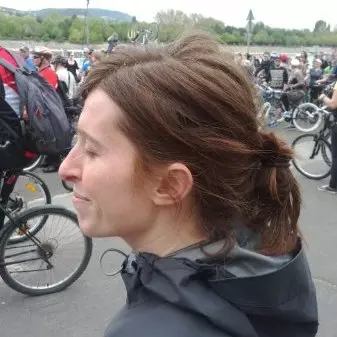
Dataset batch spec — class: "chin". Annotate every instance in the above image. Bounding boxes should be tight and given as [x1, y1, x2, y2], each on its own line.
[77, 218, 97, 237]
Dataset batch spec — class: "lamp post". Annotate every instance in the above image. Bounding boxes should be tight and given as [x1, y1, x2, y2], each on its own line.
[84, 0, 90, 47]
[246, 9, 254, 54]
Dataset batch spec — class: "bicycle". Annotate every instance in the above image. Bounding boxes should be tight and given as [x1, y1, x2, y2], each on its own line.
[128, 22, 159, 45]
[292, 83, 334, 133]
[2, 170, 51, 244]
[258, 84, 308, 129]
[291, 108, 335, 180]
[0, 169, 92, 296]
[258, 85, 285, 126]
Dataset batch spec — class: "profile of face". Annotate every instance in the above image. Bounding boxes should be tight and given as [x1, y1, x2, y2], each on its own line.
[20, 50, 28, 59]
[59, 89, 194, 245]
[33, 55, 41, 67]
[90, 55, 97, 64]
[274, 58, 281, 67]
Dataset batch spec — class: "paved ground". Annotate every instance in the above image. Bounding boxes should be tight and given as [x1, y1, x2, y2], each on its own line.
[0, 128, 336, 337]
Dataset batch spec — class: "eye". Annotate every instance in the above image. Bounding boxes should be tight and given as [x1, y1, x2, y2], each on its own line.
[85, 148, 98, 157]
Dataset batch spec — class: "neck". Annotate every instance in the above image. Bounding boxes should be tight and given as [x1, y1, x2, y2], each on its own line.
[39, 62, 49, 71]
[124, 211, 207, 257]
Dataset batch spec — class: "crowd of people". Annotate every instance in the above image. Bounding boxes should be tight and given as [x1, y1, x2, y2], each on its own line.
[237, 49, 337, 108]
[236, 49, 337, 85]
[14, 45, 107, 172]
[236, 49, 337, 194]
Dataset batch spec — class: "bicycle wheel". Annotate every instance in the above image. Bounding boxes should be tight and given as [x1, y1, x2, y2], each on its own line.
[0, 206, 92, 296]
[147, 22, 159, 41]
[22, 155, 45, 172]
[62, 179, 73, 192]
[7, 171, 51, 244]
[292, 103, 323, 133]
[292, 134, 332, 180]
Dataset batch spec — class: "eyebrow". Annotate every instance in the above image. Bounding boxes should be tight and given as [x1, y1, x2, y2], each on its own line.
[76, 127, 102, 147]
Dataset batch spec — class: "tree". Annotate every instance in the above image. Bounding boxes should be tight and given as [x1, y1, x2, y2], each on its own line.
[314, 20, 328, 33]
[0, 9, 336, 47]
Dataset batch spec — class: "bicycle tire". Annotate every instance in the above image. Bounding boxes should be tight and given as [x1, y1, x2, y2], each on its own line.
[0, 206, 92, 296]
[147, 22, 159, 41]
[22, 155, 45, 172]
[292, 134, 332, 180]
[7, 171, 52, 244]
[292, 103, 323, 133]
[62, 179, 73, 192]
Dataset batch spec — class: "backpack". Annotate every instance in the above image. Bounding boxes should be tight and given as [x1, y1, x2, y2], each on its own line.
[0, 49, 72, 155]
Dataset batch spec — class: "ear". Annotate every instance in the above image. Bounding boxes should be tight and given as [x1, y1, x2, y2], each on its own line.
[152, 163, 193, 206]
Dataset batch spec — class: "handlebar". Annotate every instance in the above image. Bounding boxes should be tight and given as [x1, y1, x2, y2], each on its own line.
[258, 84, 283, 94]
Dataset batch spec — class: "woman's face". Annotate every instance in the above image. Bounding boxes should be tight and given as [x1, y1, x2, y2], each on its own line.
[33, 55, 41, 67]
[59, 89, 156, 239]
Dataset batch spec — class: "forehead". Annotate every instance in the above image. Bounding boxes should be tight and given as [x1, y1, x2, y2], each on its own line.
[79, 89, 121, 136]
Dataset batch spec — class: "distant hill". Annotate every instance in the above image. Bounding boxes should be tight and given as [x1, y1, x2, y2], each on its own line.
[0, 6, 133, 22]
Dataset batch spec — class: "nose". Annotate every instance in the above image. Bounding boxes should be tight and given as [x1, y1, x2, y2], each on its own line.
[59, 148, 81, 184]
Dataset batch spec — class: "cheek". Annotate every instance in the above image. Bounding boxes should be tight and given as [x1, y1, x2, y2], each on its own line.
[82, 155, 135, 200]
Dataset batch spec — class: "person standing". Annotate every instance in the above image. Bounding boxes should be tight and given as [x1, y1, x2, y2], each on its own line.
[32, 47, 58, 89]
[59, 32, 318, 337]
[54, 55, 77, 100]
[319, 83, 337, 193]
[308, 59, 324, 102]
[32, 47, 59, 172]
[66, 52, 79, 83]
[266, 54, 288, 89]
[19, 46, 36, 71]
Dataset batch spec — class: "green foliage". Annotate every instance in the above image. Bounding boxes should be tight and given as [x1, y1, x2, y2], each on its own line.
[0, 11, 336, 47]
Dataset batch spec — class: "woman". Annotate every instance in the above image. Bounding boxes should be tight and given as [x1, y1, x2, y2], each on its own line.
[319, 83, 337, 193]
[280, 58, 305, 121]
[66, 52, 79, 83]
[59, 33, 318, 337]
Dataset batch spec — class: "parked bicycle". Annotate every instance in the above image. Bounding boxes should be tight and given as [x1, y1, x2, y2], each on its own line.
[0, 170, 92, 296]
[128, 23, 159, 45]
[3, 170, 51, 243]
[291, 107, 335, 180]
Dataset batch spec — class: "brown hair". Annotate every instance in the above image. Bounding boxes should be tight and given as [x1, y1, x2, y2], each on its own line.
[91, 51, 104, 63]
[81, 32, 301, 256]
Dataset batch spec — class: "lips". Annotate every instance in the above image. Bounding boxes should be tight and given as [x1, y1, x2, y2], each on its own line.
[73, 191, 90, 201]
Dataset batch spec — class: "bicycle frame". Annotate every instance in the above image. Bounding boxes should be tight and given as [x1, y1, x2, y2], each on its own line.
[0, 200, 54, 269]
[0, 171, 20, 230]
[315, 108, 335, 140]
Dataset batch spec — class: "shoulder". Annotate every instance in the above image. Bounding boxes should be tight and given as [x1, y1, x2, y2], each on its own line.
[104, 302, 232, 337]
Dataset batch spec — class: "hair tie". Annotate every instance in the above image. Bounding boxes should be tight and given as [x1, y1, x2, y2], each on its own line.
[260, 137, 291, 169]
[262, 158, 291, 168]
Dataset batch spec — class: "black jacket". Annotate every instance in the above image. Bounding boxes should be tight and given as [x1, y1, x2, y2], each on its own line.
[255, 60, 271, 77]
[105, 235, 318, 337]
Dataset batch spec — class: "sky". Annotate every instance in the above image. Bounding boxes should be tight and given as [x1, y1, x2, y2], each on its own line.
[1, 0, 336, 30]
